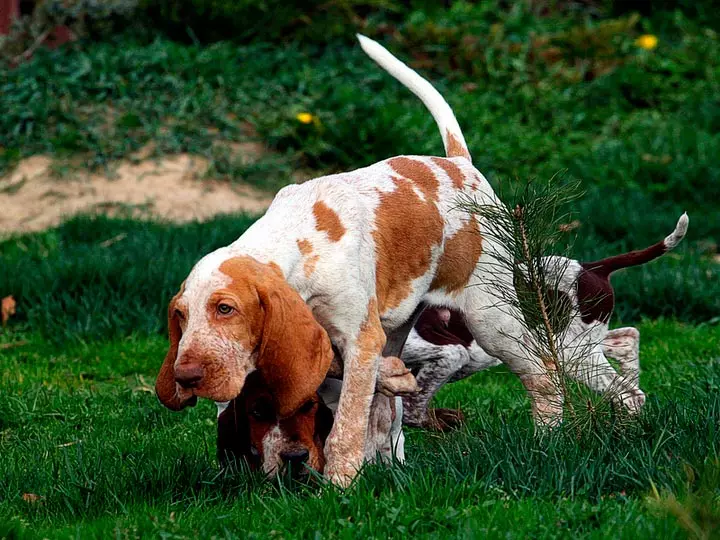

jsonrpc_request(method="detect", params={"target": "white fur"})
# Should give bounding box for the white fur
[261,426,286,475]
[357,34,469,162]
[664,213,689,250]
[318,379,405,464]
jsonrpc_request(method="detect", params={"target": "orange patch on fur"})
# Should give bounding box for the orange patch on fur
[374,177,444,312]
[220,256,333,416]
[297,238,320,278]
[313,201,346,242]
[431,157,465,189]
[445,130,471,160]
[430,217,483,294]
[389,157,439,201]
[356,297,386,365]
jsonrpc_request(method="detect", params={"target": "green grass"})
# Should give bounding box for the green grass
[1,2,719,537]
[1,320,719,538]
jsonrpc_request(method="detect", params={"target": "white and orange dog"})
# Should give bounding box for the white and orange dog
[155,35,677,486]
[401,216,688,429]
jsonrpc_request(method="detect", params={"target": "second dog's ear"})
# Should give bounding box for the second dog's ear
[217,397,255,469]
[315,400,334,444]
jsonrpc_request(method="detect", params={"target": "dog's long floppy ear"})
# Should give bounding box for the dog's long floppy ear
[315,400,335,445]
[255,285,333,418]
[155,291,196,411]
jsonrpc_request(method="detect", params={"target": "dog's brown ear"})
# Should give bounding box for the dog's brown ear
[155,292,196,410]
[256,285,333,418]
[315,400,334,444]
[217,397,256,468]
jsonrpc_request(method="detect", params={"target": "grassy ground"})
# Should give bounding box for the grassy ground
[1,2,719,538]
[1,318,719,538]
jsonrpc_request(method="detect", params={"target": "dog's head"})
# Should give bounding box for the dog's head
[155,252,334,415]
[216,371,334,477]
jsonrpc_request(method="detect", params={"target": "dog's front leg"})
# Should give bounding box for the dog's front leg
[324,299,386,488]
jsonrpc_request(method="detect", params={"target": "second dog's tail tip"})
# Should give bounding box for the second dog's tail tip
[665,212,689,250]
[677,212,689,233]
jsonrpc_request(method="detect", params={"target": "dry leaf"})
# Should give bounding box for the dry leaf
[1,296,16,326]
[559,220,581,232]
[22,493,42,503]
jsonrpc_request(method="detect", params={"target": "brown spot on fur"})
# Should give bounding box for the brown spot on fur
[356,298,386,365]
[373,177,444,311]
[297,238,320,278]
[446,130,471,160]
[389,157,439,201]
[313,201,346,242]
[431,157,465,189]
[415,308,474,348]
[430,217,483,294]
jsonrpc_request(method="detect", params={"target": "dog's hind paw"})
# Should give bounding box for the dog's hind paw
[377,356,419,396]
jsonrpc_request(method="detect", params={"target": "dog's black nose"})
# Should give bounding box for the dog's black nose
[175,363,204,389]
[280,449,310,466]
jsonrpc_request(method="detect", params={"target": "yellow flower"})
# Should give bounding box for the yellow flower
[296,112,314,124]
[635,34,658,51]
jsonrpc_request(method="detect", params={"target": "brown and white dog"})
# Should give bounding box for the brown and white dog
[400,214,688,428]
[154,35,676,486]
[216,375,405,477]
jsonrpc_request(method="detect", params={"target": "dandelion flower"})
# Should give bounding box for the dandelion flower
[635,34,658,51]
[296,112,314,124]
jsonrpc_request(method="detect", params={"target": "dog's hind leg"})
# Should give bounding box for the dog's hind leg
[401,332,469,429]
[602,327,642,390]
[457,287,565,427]
[563,341,645,413]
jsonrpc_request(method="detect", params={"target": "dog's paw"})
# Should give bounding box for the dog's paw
[618,388,646,414]
[377,356,419,396]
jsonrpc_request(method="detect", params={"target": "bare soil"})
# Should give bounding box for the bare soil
[0,148,274,236]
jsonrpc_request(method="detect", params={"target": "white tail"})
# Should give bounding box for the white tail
[357,34,471,162]
[664,212,689,250]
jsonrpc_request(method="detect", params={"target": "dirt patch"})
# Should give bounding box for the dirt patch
[0,152,275,235]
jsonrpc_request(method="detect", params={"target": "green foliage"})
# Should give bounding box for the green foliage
[0,214,257,342]
[0,0,139,62]
[0,212,716,346]
[138,0,399,44]
[0,321,718,537]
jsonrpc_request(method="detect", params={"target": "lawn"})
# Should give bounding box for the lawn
[1,1,719,538]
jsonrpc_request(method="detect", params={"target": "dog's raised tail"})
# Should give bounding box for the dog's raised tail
[582,213,689,277]
[357,34,471,162]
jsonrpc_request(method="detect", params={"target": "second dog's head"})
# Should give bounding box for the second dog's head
[216,371,334,477]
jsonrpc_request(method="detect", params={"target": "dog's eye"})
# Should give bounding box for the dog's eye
[217,303,234,316]
[174,309,185,321]
[298,400,315,414]
[250,399,274,422]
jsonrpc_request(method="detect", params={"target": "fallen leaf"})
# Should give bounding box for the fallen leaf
[22,493,42,503]
[1,296,16,326]
[559,220,581,232]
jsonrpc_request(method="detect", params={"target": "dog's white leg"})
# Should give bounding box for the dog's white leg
[323,298,385,488]
[458,287,565,427]
[603,327,641,388]
[563,341,645,413]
